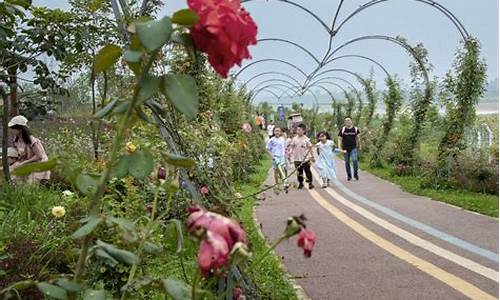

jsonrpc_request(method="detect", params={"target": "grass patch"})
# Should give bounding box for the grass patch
[234,156,299,300]
[361,162,498,218]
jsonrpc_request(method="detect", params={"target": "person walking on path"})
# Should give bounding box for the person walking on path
[338,117,361,181]
[8,115,51,184]
[290,123,314,189]
[266,120,275,139]
[316,131,344,188]
[266,127,289,192]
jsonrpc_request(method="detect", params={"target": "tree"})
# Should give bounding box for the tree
[0,1,79,182]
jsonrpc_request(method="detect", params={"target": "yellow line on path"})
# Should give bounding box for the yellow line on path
[311,169,498,282]
[308,189,497,300]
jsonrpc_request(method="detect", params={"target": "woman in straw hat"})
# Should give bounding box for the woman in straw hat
[8,115,50,184]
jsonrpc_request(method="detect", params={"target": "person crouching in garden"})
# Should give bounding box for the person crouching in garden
[290,123,314,189]
[266,127,289,192]
[338,117,361,181]
[8,115,51,184]
[316,131,345,188]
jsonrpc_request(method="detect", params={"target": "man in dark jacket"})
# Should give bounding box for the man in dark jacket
[338,117,361,181]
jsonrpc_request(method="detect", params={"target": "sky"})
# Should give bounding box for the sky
[35,0,499,103]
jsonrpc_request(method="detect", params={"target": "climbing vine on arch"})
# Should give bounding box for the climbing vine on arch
[437,38,487,177]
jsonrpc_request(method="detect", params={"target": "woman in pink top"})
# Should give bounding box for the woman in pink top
[8,115,50,184]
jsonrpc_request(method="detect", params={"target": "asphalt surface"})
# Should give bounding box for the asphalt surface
[254,159,499,300]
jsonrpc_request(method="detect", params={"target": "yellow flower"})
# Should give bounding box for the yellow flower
[125,142,137,153]
[51,206,66,218]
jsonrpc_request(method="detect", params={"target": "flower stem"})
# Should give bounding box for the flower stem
[72,51,159,288]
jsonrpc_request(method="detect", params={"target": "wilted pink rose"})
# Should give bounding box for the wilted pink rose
[198,231,230,276]
[187,206,247,277]
[297,228,316,257]
[241,123,252,134]
[200,186,210,195]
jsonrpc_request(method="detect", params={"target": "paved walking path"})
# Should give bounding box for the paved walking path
[254,159,498,299]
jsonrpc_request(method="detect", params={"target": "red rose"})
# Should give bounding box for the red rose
[297,228,316,257]
[188,0,258,77]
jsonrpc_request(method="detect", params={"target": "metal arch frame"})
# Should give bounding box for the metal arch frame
[250,78,302,94]
[251,83,299,98]
[238,0,470,105]
[312,85,337,103]
[243,71,302,87]
[310,68,365,84]
[241,0,332,34]
[309,80,348,95]
[257,38,321,64]
[309,76,359,92]
[325,54,391,78]
[250,84,298,101]
[325,35,431,84]
[334,0,469,41]
[234,58,309,78]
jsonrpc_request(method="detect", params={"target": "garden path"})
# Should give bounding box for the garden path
[255,158,498,299]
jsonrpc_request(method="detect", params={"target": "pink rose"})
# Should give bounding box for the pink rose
[200,186,210,195]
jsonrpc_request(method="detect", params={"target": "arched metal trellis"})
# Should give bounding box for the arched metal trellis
[235,0,471,115]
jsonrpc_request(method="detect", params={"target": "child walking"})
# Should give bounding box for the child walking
[290,124,314,189]
[316,131,344,188]
[266,127,289,193]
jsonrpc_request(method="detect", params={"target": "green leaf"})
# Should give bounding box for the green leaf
[56,279,81,292]
[112,155,131,178]
[113,101,130,114]
[93,44,122,75]
[123,49,142,63]
[36,282,68,300]
[96,240,140,266]
[138,75,160,103]
[11,159,57,176]
[76,174,98,196]
[161,74,199,120]
[143,241,162,255]
[95,248,118,267]
[94,98,118,119]
[135,17,173,52]
[83,289,106,300]
[162,278,191,300]
[171,9,199,26]
[163,153,195,168]
[128,150,154,179]
[72,216,102,239]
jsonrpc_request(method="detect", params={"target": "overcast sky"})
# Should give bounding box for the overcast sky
[36,0,499,100]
